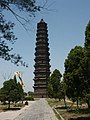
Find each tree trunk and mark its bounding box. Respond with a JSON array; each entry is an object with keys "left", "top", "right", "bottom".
[
  {"left": 14, "top": 101, "right": 17, "bottom": 107},
  {"left": 76, "top": 99, "right": 79, "bottom": 109},
  {"left": 63, "top": 97, "right": 67, "bottom": 108},
  {"left": 8, "top": 101, "right": 10, "bottom": 109},
  {"left": 86, "top": 99, "right": 90, "bottom": 110},
  {"left": 59, "top": 98, "right": 60, "bottom": 101}
]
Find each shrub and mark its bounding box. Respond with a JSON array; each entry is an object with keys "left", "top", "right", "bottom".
[{"left": 24, "top": 96, "right": 34, "bottom": 101}]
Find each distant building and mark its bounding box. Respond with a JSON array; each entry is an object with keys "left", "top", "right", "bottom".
[{"left": 33, "top": 19, "right": 51, "bottom": 98}]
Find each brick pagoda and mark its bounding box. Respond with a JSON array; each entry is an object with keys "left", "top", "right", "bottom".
[{"left": 33, "top": 19, "right": 51, "bottom": 98}]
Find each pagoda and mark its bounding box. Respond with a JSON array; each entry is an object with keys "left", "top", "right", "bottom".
[{"left": 33, "top": 19, "right": 51, "bottom": 98}]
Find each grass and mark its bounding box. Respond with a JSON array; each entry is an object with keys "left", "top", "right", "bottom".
[
  {"left": 53, "top": 107, "right": 62, "bottom": 120},
  {"left": 47, "top": 98, "right": 90, "bottom": 120},
  {"left": 0, "top": 102, "right": 25, "bottom": 112},
  {"left": 47, "top": 98, "right": 68, "bottom": 107}
]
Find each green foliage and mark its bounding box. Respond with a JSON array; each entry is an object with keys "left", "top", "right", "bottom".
[
  {"left": 84, "top": 21, "right": 90, "bottom": 48},
  {"left": 80, "top": 20, "right": 90, "bottom": 108},
  {"left": 24, "top": 96, "right": 34, "bottom": 101},
  {"left": 0, "top": 12, "right": 28, "bottom": 66},
  {"left": 64, "top": 46, "right": 84, "bottom": 104},
  {"left": 64, "top": 46, "right": 84, "bottom": 73},
  {"left": 0, "top": 0, "right": 41, "bottom": 66},
  {"left": 60, "top": 81, "right": 67, "bottom": 98},
  {"left": 48, "top": 69, "right": 62, "bottom": 99},
  {"left": 64, "top": 20, "right": 90, "bottom": 109},
  {"left": 28, "top": 91, "right": 34, "bottom": 96},
  {"left": 0, "top": 76, "right": 24, "bottom": 108},
  {"left": 0, "top": 0, "right": 40, "bottom": 15},
  {"left": 47, "top": 77, "right": 53, "bottom": 98}
]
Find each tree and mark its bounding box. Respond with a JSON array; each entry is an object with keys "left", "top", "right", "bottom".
[
  {"left": 47, "top": 77, "right": 53, "bottom": 98},
  {"left": 63, "top": 21, "right": 90, "bottom": 109},
  {"left": 0, "top": 0, "right": 41, "bottom": 66},
  {"left": 64, "top": 46, "right": 84, "bottom": 107},
  {"left": 79, "top": 21, "right": 90, "bottom": 109},
  {"left": 0, "top": 75, "right": 24, "bottom": 108},
  {"left": 84, "top": 21, "right": 90, "bottom": 48},
  {"left": 59, "top": 80, "right": 67, "bottom": 107},
  {"left": 48, "top": 69, "right": 62, "bottom": 99},
  {"left": 28, "top": 91, "right": 34, "bottom": 96}
]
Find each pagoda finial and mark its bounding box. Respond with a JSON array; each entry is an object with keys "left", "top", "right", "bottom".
[{"left": 40, "top": 19, "right": 44, "bottom": 22}]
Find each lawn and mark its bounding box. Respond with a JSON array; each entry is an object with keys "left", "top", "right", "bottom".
[
  {"left": 0, "top": 101, "right": 24, "bottom": 112},
  {"left": 47, "top": 98, "right": 90, "bottom": 120}
]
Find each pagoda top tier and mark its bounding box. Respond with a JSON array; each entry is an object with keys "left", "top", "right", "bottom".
[
  {"left": 37, "top": 19, "right": 47, "bottom": 29},
  {"left": 38, "top": 19, "right": 47, "bottom": 24}
]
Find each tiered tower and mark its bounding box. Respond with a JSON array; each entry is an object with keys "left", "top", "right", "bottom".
[{"left": 33, "top": 19, "right": 51, "bottom": 98}]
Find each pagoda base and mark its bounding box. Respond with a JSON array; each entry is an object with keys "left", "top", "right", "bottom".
[
  {"left": 34, "top": 92, "right": 47, "bottom": 98},
  {"left": 34, "top": 88, "right": 48, "bottom": 98}
]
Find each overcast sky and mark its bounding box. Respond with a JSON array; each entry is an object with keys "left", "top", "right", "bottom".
[{"left": 0, "top": 0, "right": 90, "bottom": 92}]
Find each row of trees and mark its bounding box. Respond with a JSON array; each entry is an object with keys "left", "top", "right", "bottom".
[
  {"left": 64, "top": 21, "right": 90, "bottom": 109},
  {"left": 48, "top": 21, "right": 90, "bottom": 109}
]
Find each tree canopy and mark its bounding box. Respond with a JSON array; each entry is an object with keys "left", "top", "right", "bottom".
[
  {"left": 80, "top": 20, "right": 90, "bottom": 108},
  {"left": 48, "top": 69, "right": 62, "bottom": 99},
  {"left": 0, "top": 75, "right": 24, "bottom": 108},
  {"left": 0, "top": 0, "right": 41, "bottom": 66},
  {"left": 84, "top": 21, "right": 90, "bottom": 48},
  {"left": 64, "top": 20, "right": 90, "bottom": 109},
  {"left": 64, "top": 46, "right": 84, "bottom": 105}
]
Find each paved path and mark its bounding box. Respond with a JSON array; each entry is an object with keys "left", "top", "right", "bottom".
[
  {"left": 14, "top": 98, "right": 58, "bottom": 120},
  {"left": 0, "top": 101, "right": 35, "bottom": 120},
  {"left": 0, "top": 99, "right": 58, "bottom": 120}
]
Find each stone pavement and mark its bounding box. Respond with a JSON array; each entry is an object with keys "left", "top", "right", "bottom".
[
  {"left": 14, "top": 98, "right": 58, "bottom": 120},
  {"left": 0, "top": 98, "right": 58, "bottom": 120},
  {"left": 0, "top": 101, "right": 35, "bottom": 120}
]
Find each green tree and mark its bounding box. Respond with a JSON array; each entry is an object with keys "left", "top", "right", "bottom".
[
  {"left": 47, "top": 77, "right": 53, "bottom": 98},
  {"left": 79, "top": 21, "right": 90, "bottom": 109},
  {"left": 59, "top": 80, "right": 67, "bottom": 107},
  {"left": 0, "top": 75, "right": 23, "bottom": 108},
  {"left": 63, "top": 21, "right": 90, "bottom": 109},
  {"left": 0, "top": 0, "right": 41, "bottom": 66},
  {"left": 64, "top": 46, "right": 84, "bottom": 107},
  {"left": 84, "top": 21, "right": 90, "bottom": 48},
  {"left": 28, "top": 91, "right": 34, "bottom": 96},
  {"left": 48, "top": 69, "right": 62, "bottom": 99}
]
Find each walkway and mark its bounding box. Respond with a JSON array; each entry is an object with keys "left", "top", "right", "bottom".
[{"left": 0, "top": 98, "right": 58, "bottom": 120}]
